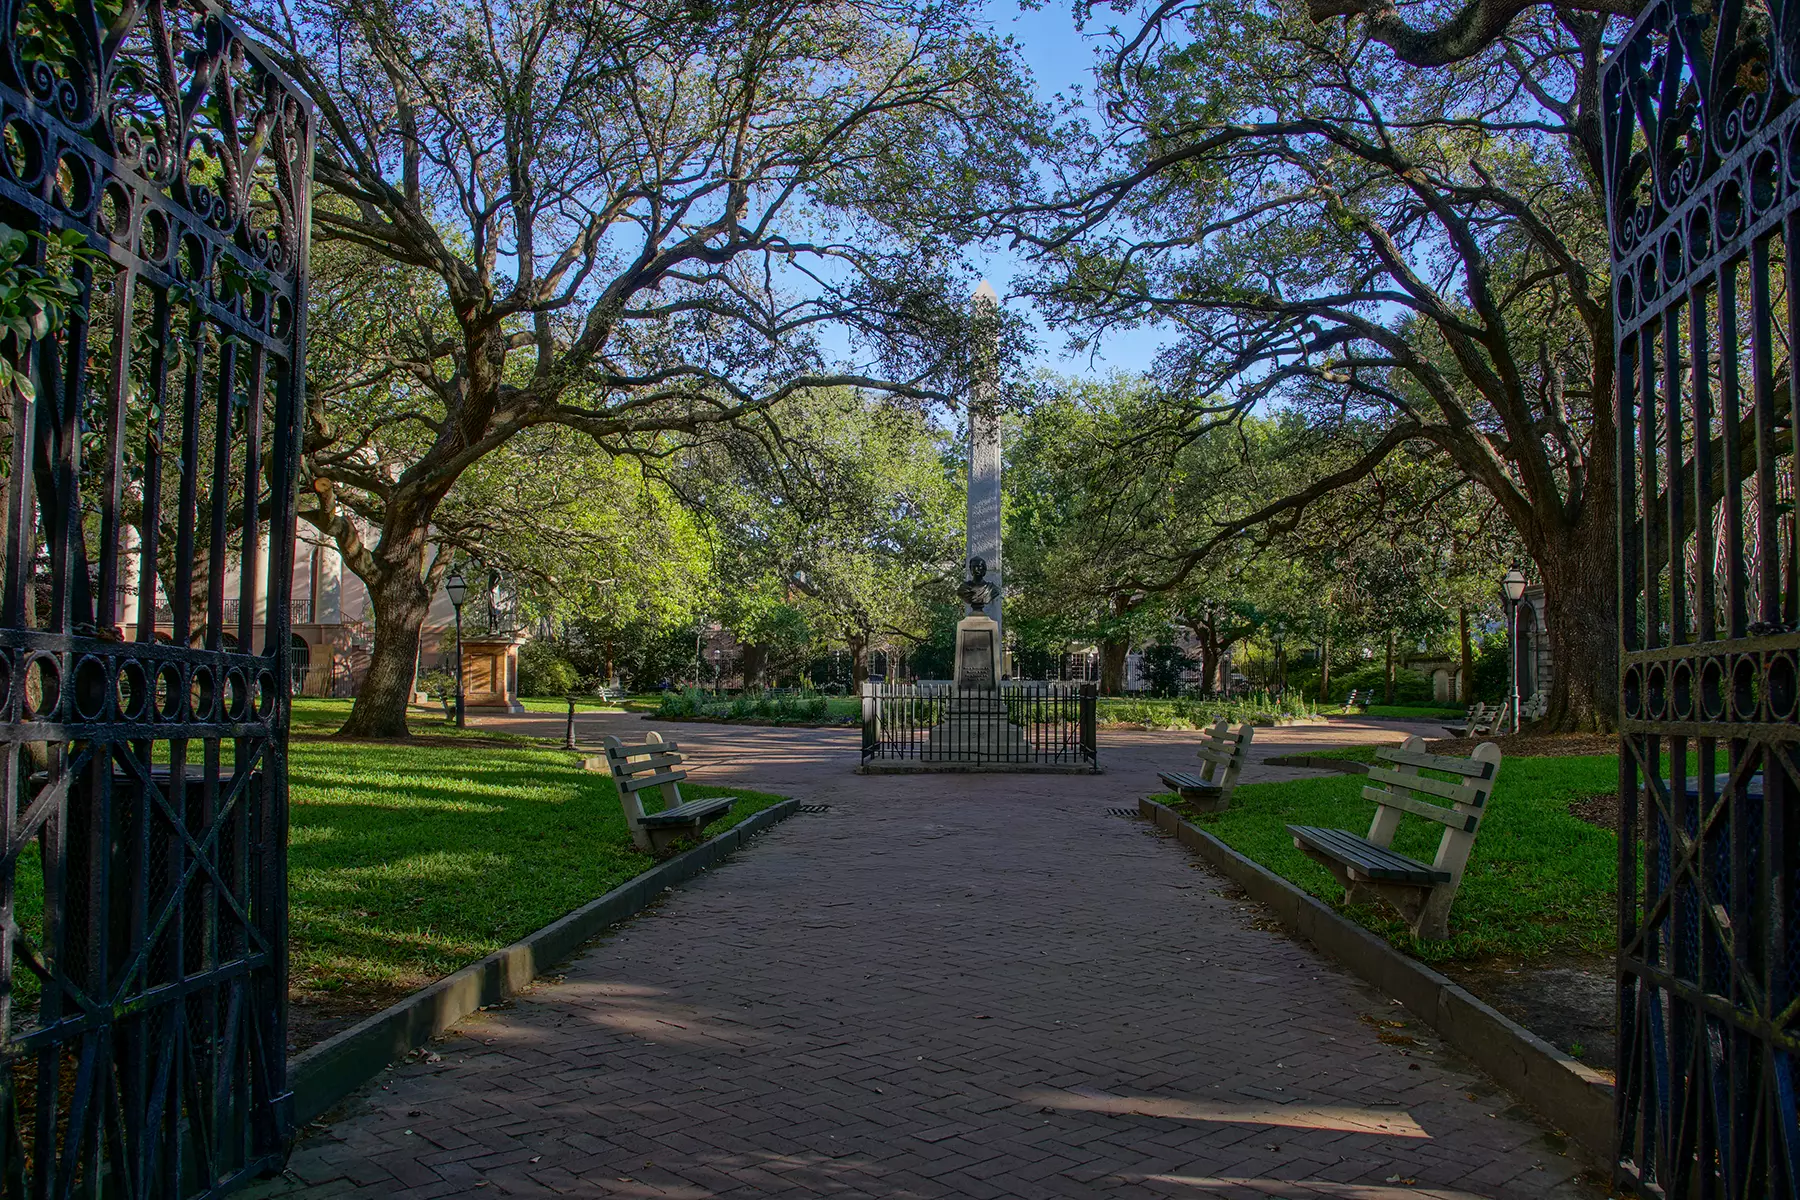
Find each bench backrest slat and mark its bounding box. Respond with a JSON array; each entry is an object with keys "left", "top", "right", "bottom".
[
  {"left": 1359, "top": 784, "right": 1479, "bottom": 831},
  {"left": 602, "top": 731, "right": 687, "bottom": 832},
  {"left": 1363, "top": 735, "right": 1502, "bottom": 895},
  {"left": 1364, "top": 765, "right": 1486, "bottom": 807},
  {"left": 1190, "top": 718, "right": 1254, "bottom": 801},
  {"left": 619, "top": 768, "right": 687, "bottom": 794},
  {"left": 1377, "top": 747, "right": 1495, "bottom": 779},
  {"left": 611, "top": 751, "right": 685, "bottom": 776}
]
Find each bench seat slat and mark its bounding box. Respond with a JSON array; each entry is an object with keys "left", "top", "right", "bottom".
[
  {"left": 1363, "top": 766, "right": 1483, "bottom": 806},
  {"left": 1360, "top": 786, "right": 1478, "bottom": 831},
  {"left": 639, "top": 796, "right": 734, "bottom": 827},
  {"left": 1288, "top": 825, "right": 1449, "bottom": 884},
  {"left": 1374, "top": 747, "right": 1496, "bottom": 779},
  {"left": 1160, "top": 771, "right": 1221, "bottom": 795},
  {"left": 618, "top": 768, "right": 688, "bottom": 793}
]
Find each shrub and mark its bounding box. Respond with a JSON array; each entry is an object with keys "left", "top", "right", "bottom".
[
  {"left": 655, "top": 687, "right": 704, "bottom": 718},
  {"left": 518, "top": 640, "right": 580, "bottom": 696}
]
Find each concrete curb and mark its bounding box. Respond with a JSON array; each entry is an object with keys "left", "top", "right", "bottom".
[
  {"left": 1138, "top": 797, "right": 1614, "bottom": 1165},
  {"left": 289, "top": 799, "right": 800, "bottom": 1125}
]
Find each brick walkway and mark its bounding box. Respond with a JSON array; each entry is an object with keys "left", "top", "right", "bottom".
[{"left": 254, "top": 717, "right": 1605, "bottom": 1199}]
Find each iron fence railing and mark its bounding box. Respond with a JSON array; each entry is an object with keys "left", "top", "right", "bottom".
[{"left": 861, "top": 682, "right": 1097, "bottom": 770}]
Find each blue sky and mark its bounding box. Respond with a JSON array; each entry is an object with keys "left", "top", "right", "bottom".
[{"left": 968, "top": 0, "right": 1178, "bottom": 380}]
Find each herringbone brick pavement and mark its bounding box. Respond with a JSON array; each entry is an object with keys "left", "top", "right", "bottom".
[{"left": 254, "top": 719, "right": 1607, "bottom": 1199}]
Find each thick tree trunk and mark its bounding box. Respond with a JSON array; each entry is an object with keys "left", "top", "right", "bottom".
[
  {"left": 1383, "top": 628, "right": 1396, "bottom": 703},
  {"left": 1534, "top": 513, "right": 1618, "bottom": 731},
  {"left": 1100, "top": 638, "right": 1128, "bottom": 694},
  {"left": 741, "top": 642, "right": 769, "bottom": 689},
  {"left": 848, "top": 635, "right": 869, "bottom": 689},
  {"left": 1459, "top": 608, "right": 1473, "bottom": 704},
  {"left": 338, "top": 561, "right": 430, "bottom": 737},
  {"left": 1317, "top": 626, "right": 1332, "bottom": 703}
]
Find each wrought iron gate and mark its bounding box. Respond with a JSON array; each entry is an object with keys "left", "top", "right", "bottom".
[
  {"left": 1606, "top": 1, "right": 1800, "bottom": 1192},
  {"left": 0, "top": 0, "right": 312, "bottom": 1193}
]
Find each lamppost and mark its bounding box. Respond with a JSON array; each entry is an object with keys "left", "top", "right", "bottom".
[
  {"left": 695, "top": 615, "right": 705, "bottom": 691},
  {"left": 446, "top": 568, "right": 467, "bottom": 728},
  {"left": 1500, "top": 565, "right": 1528, "bottom": 734}
]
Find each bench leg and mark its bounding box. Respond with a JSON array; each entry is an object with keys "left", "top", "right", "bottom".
[
  {"left": 1180, "top": 788, "right": 1230, "bottom": 813},
  {"left": 1295, "top": 844, "right": 1365, "bottom": 905},
  {"left": 646, "top": 822, "right": 704, "bottom": 856},
  {"left": 1358, "top": 881, "right": 1451, "bottom": 941},
  {"left": 1412, "top": 886, "right": 1455, "bottom": 941}
]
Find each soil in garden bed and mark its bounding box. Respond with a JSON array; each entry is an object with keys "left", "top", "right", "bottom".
[
  {"left": 1439, "top": 953, "right": 1616, "bottom": 1076},
  {"left": 1426, "top": 731, "right": 1617, "bottom": 758},
  {"left": 289, "top": 983, "right": 420, "bottom": 1053}
]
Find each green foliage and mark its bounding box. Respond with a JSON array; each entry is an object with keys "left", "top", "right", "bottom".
[
  {"left": 1139, "top": 640, "right": 1192, "bottom": 698},
  {"left": 416, "top": 668, "right": 456, "bottom": 700},
  {"left": 654, "top": 687, "right": 844, "bottom": 724},
  {"left": 1098, "top": 691, "right": 1317, "bottom": 728},
  {"left": 0, "top": 223, "right": 104, "bottom": 401},
  {"left": 1166, "top": 753, "right": 1620, "bottom": 961},
  {"left": 517, "top": 639, "right": 580, "bottom": 697},
  {"left": 1326, "top": 665, "right": 1433, "bottom": 705}
]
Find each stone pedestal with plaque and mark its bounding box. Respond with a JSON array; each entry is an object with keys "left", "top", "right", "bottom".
[{"left": 920, "top": 613, "right": 1032, "bottom": 761}]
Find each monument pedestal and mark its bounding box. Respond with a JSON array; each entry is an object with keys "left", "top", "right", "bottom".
[{"left": 921, "top": 689, "right": 1034, "bottom": 762}]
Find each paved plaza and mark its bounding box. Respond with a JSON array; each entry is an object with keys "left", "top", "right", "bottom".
[{"left": 256, "top": 716, "right": 1606, "bottom": 1199}]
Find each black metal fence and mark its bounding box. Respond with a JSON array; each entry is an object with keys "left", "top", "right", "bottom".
[
  {"left": 860, "top": 683, "right": 1097, "bottom": 770},
  {"left": 1603, "top": 0, "right": 1800, "bottom": 1191},
  {"left": 0, "top": 0, "right": 313, "bottom": 1193}
]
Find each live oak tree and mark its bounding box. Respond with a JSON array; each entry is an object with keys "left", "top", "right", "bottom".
[
  {"left": 678, "top": 388, "right": 963, "bottom": 688},
  {"left": 250, "top": 0, "right": 1036, "bottom": 734},
  {"left": 1011, "top": 0, "right": 1621, "bottom": 729}
]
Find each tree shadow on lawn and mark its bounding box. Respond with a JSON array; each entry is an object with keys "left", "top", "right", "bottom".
[{"left": 287, "top": 739, "right": 783, "bottom": 1050}]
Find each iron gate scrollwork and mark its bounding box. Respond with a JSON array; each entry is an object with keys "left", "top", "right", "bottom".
[
  {"left": 1606, "top": 0, "right": 1800, "bottom": 1192},
  {"left": 0, "top": 0, "right": 312, "bottom": 1194}
]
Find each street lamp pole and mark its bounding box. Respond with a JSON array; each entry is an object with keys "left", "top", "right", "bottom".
[
  {"left": 446, "top": 569, "right": 468, "bottom": 728},
  {"left": 1500, "top": 565, "right": 1527, "bottom": 735}
]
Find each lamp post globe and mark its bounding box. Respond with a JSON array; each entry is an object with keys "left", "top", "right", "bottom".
[
  {"left": 446, "top": 569, "right": 468, "bottom": 728},
  {"left": 1499, "top": 565, "right": 1528, "bottom": 733}
]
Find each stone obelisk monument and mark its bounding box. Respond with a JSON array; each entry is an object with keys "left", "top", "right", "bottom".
[{"left": 966, "top": 280, "right": 1003, "bottom": 641}]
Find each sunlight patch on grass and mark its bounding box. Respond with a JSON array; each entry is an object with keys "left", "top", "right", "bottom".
[{"left": 283, "top": 704, "right": 786, "bottom": 999}]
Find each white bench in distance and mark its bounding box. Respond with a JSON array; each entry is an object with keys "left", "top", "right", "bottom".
[
  {"left": 1287, "top": 735, "right": 1502, "bottom": 941},
  {"left": 1157, "top": 719, "right": 1254, "bottom": 813},
  {"left": 601, "top": 731, "right": 734, "bottom": 855}
]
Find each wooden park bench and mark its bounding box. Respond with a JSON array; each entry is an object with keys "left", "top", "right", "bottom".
[
  {"left": 1344, "top": 689, "right": 1365, "bottom": 709},
  {"left": 1443, "top": 701, "right": 1507, "bottom": 738},
  {"left": 600, "top": 731, "right": 735, "bottom": 855},
  {"left": 1287, "top": 735, "right": 1502, "bottom": 940},
  {"left": 1157, "top": 719, "right": 1254, "bottom": 813}
]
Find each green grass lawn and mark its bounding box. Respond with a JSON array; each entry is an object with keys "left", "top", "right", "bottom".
[
  {"left": 516, "top": 695, "right": 630, "bottom": 714},
  {"left": 1358, "top": 703, "right": 1466, "bottom": 720},
  {"left": 283, "top": 701, "right": 786, "bottom": 1028},
  {"left": 1165, "top": 751, "right": 1619, "bottom": 961}
]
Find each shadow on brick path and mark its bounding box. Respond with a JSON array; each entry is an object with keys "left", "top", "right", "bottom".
[{"left": 251, "top": 716, "right": 1608, "bottom": 1199}]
